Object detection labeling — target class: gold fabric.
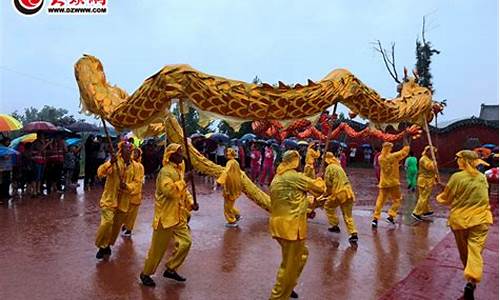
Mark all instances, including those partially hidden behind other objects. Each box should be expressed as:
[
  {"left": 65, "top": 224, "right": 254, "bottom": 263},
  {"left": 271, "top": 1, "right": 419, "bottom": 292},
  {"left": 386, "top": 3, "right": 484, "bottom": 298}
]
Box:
[
  {"left": 269, "top": 238, "right": 309, "bottom": 300},
  {"left": 413, "top": 185, "right": 434, "bottom": 216},
  {"left": 223, "top": 194, "right": 241, "bottom": 224},
  {"left": 143, "top": 222, "right": 192, "bottom": 275},
  {"left": 152, "top": 161, "right": 192, "bottom": 230},
  {"left": 276, "top": 150, "right": 301, "bottom": 176},
  {"left": 324, "top": 198, "right": 357, "bottom": 235},
  {"left": 95, "top": 208, "right": 127, "bottom": 248},
  {"left": 75, "top": 55, "right": 438, "bottom": 132},
  {"left": 304, "top": 145, "right": 320, "bottom": 178},
  {"left": 436, "top": 170, "right": 492, "bottom": 230},
  {"left": 378, "top": 145, "right": 410, "bottom": 188},
  {"left": 452, "top": 224, "right": 489, "bottom": 283},
  {"left": 216, "top": 158, "right": 242, "bottom": 201},
  {"left": 373, "top": 186, "right": 402, "bottom": 220},
  {"left": 96, "top": 158, "right": 142, "bottom": 212},
  {"left": 417, "top": 154, "right": 437, "bottom": 188},
  {"left": 124, "top": 204, "right": 140, "bottom": 230},
  {"left": 269, "top": 169, "right": 325, "bottom": 240}
]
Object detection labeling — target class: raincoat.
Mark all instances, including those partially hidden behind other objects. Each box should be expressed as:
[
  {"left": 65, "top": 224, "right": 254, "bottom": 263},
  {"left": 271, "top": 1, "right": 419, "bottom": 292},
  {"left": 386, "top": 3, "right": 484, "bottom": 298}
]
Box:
[
  {"left": 436, "top": 150, "right": 492, "bottom": 283},
  {"left": 217, "top": 148, "right": 242, "bottom": 223}
]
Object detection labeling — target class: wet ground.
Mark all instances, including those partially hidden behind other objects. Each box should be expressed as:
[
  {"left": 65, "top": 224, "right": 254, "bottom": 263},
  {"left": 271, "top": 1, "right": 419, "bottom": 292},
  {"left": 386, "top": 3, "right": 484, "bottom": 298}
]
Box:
[{"left": 0, "top": 168, "right": 497, "bottom": 300}]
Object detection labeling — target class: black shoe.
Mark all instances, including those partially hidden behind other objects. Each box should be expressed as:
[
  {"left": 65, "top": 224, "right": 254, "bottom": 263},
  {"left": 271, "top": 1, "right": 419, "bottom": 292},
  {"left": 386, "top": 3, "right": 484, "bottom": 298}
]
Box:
[
  {"left": 349, "top": 233, "right": 358, "bottom": 243},
  {"left": 411, "top": 213, "right": 424, "bottom": 221},
  {"left": 140, "top": 273, "right": 156, "bottom": 287},
  {"left": 121, "top": 225, "right": 126, "bottom": 232},
  {"left": 290, "top": 290, "right": 299, "bottom": 298},
  {"left": 163, "top": 269, "right": 186, "bottom": 282},
  {"left": 328, "top": 225, "right": 341, "bottom": 233},
  {"left": 423, "top": 211, "right": 434, "bottom": 217},
  {"left": 235, "top": 214, "right": 241, "bottom": 221},
  {"left": 386, "top": 216, "right": 395, "bottom": 225},
  {"left": 371, "top": 219, "right": 378, "bottom": 228},
  {"left": 464, "top": 282, "right": 476, "bottom": 300},
  {"left": 96, "top": 247, "right": 107, "bottom": 259}
]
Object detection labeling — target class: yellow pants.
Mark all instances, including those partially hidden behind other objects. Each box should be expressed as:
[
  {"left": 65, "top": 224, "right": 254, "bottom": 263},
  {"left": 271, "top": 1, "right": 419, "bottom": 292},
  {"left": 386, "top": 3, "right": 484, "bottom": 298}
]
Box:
[
  {"left": 270, "top": 238, "right": 309, "bottom": 300},
  {"left": 143, "top": 222, "right": 192, "bottom": 275},
  {"left": 373, "top": 186, "right": 402, "bottom": 220},
  {"left": 124, "top": 204, "right": 140, "bottom": 230},
  {"left": 324, "top": 197, "right": 357, "bottom": 235},
  {"left": 412, "top": 185, "right": 434, "bottom": 216},
  {"left": 95, "top": 207, "right": 127, "bottom": 248},
  {"left": 224, "top": 195, "right": 240, "bottom": 223},
  {"left": 452, "top": 224, "right": 489, "bottom": 283}
]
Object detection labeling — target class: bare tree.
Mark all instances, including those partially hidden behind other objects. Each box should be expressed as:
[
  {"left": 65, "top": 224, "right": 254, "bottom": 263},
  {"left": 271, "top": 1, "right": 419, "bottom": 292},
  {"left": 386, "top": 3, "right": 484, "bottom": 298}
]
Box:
[{"left": 373, "top": 40, "right": 401, "bottom": 84}]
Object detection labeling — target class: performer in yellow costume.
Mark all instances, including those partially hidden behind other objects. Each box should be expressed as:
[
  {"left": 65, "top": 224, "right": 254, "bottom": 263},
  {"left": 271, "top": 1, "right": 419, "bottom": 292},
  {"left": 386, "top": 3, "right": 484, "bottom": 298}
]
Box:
[
  {"left": 95, "top": 141, "right": 142, "bottom": 259},
  {"left": 140, "top": 143, "right": 198, "bottom": 287},
  {"left": 121, "top": 147, "right": 145, "bottom": 236},
  {"left": 216, "top": 148, "right": 242, "bottom": 228},
  {"left": 436, "top": 150, "right": 492, "bottom": 300},
  {"left": 303, "top": 142, "right": 320, "bottom": 178},
  {"left": 269, "top": 150, "right": 325, "bottom": 299},
  {"left": 323, "top": 152, "right": 358, "bottom": 244},
  {"left": 371, "top": 140, "right": 410, "bottom": 228},
  {"left": 412, "top": 145, "right": 438, "bottom": 221}
]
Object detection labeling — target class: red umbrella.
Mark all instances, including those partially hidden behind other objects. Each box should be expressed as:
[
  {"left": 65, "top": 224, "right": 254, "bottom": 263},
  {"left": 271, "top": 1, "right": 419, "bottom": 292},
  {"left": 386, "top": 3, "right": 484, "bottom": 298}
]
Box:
[{"left": 23, "top": 121, "right": 58, "bottom": 133}]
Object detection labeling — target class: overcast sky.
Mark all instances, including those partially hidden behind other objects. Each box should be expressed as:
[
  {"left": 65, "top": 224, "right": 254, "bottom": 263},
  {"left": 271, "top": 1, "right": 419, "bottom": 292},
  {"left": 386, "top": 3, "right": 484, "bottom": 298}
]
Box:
[{"left": 1, "top": 0, "right": 498, "bottom": 125}]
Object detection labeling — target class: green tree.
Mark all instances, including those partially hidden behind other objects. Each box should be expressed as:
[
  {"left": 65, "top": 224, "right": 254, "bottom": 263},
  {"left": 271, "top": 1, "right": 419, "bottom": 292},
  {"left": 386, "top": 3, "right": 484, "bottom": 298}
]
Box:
[
  {"left": 12, "top": 105, "right": 79, "bottom": 126},
  {"left": 172, "top": 104, "right": 209, "bottom": 135},
  {"left": 415, "top": 17, "right": 440, "bottom": 94}
]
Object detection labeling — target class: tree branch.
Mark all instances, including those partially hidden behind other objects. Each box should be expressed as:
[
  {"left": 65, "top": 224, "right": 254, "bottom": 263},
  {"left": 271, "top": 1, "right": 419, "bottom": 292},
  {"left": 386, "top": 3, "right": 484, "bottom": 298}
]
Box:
[{"left": 373, "top": 40, "right": 401, "bottom": 83}]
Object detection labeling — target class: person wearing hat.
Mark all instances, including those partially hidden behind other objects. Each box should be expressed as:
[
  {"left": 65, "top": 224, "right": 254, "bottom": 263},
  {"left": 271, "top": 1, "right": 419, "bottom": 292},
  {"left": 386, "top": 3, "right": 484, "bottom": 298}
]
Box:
[
  {"left": 371, "top": 140, "right": 410, "bottom": 228},
  {"left": 121, "top": 147, "right": 145, "bottom": 236},
  {"left": 269, "top": 150, "right": 325, "bottom": 299},
  {"left": 412, "top": 146, "right": 438, "bottom": 221},
  {"left": 217, "top": 148, "right": 242, "bottom": 228},
  {"left": 436, "top": 150, "right": 492, "bottom": 300},
  {"left": 140, "top": 143, "right": 198, "bottom": 287},
  {"left": 323, "top": 152, "right": 358, "bottom": 244},
  {"left": 304, "top": 142, "right": 320, "bottom": 178},
  {"left": 95, "top": 141, "right": 142, "bottom": 259}
]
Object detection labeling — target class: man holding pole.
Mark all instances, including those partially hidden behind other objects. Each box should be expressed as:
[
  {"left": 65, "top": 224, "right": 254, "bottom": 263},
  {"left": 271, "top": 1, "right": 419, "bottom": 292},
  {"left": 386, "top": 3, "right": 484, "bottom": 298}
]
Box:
[
  {"left": 140, "top": 143, "right": 198, "bottom": 287},
  {"left": 95, "top": 141, "right": 142, "bottom": 259}
]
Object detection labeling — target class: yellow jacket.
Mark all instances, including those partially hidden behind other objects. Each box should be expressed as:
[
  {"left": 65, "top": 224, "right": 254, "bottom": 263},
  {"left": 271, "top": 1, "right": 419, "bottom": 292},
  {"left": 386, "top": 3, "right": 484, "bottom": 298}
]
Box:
[
  {"left": 126, "top": 162, "right": 144, "bottom": 205},
  {"left": 216, "top": 158, "right": 242, "bottom": 201},
  {"left": 437, "top": 170, "right": 492, "bottom": 230},
  {"left": 325, "top": 163, "right": 354, "bottom": 203},
  {"left": 378, "top": 145, "right": 410, "bottom": 188},
  {"left": 152, "top": 161, "right": 193, "bottom": 230},
  {"left": 417, "top": 155, "right": 437, "bottom": 188},
  {"left": 97, "top": 158, "right": 141, "bottom": 212},
  {"left": 269, "top": 170, "right": 325, "bottom": 241}
]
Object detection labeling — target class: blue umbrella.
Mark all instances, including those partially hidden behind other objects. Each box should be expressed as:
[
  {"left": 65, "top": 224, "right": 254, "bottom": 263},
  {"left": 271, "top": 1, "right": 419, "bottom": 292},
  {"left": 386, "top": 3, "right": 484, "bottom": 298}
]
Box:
[
  {"left": 361, "top": 144, "right": 372, "bottom": 148},
  {"left": 207, "top": 133, "right": 230, "bottom": 144},
  {"left": 0, "top": 146, "right": 19, "bottom": 168},
  {"left": 340, "top": 142, "right": 348, "bottom": 148},
  {"left": 240, "top": 133, "right": 256, "bottom": 141},
  {"left": 65, "top": 138, "right": 81, "bottom": 147},
  {"left": 483, "top": 144, "right": 496, "bottom": 149},
  {"left": 283, "top": 139, "right": 298, "bottom": 149}
]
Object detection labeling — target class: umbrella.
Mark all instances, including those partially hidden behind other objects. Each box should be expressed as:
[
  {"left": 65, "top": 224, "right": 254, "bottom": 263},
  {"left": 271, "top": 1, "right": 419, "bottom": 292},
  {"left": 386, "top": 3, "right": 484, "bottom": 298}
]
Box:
[
  {"left": 206, "top": 133, "right": 230, "bottom": 144},
  {"left": 474, "top": 147, "right": 492, "bottom": 157},
  {"left": 0, "top": 114, "right": 22, "bottom": 132},
  {"left": 283, "top": 139, "right": 298, "bottom": 149},
  {"left": 23, "top": 121, "right": 57, "bottom": 133},
  {"left": 297, "top": 140, "right": 309, "bottom": 146},
  {"left": 66, "top": 121, "right": 99, "bottom": 132},
  {"left": 10, "top": 133, "right": 37, "bottom": 149},
  {"left": 240, "top": 133, "right": 256, "bottom": 141},
  {"left": 98, "top": 126, "right": 118, "bottom": 137},
  {"left": 361, "top": 144, "right": 372, "bottom": 148},
  {"left": 65, "top": 138, "right": 81, "bottom": 147},
  {"left": 0, "top": 146, "right": 19, "bottom": 157},
  {"left": 340, "top": 142, "right": 348, "bottom": 148},
  {"left": 482, "top": 144, "right": 496, "bottom": 149}
]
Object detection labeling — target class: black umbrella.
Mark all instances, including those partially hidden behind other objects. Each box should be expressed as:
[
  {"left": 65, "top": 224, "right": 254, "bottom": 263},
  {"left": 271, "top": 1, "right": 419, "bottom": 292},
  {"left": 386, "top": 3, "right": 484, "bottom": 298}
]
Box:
[{"left": 66, "top": 121, "right": 99, "bottom": 132}]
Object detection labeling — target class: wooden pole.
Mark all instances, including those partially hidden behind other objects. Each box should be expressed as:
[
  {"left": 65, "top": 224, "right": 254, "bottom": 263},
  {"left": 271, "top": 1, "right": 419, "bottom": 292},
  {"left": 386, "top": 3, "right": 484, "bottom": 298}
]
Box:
[
  {"left": 423, "top": 114, "right": 441, "bottom": 184},
  {"left": 319, "top": 103, "right": 338, "bottom": 175},
  {"left": 100, "top": 117, "right": 124, "bottom": 203},
  {"left": 179, "top": 100, "right": 198, "bottom": 206}
]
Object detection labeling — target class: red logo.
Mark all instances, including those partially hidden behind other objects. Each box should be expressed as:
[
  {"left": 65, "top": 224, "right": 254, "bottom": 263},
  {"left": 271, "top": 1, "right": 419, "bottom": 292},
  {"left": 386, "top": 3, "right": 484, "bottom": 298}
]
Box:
[{"left": 13, "top": 0, "right": 44, "bottom": 15}]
